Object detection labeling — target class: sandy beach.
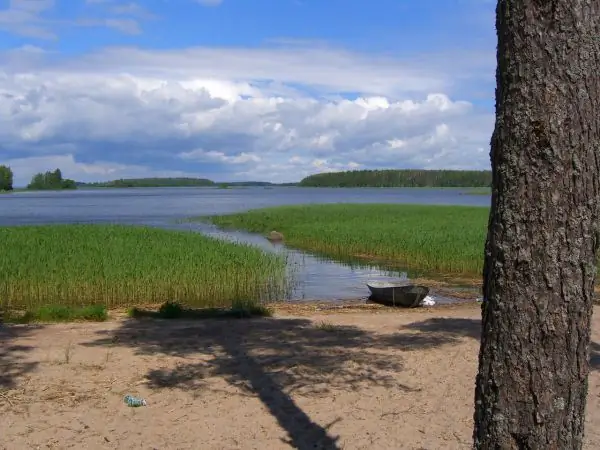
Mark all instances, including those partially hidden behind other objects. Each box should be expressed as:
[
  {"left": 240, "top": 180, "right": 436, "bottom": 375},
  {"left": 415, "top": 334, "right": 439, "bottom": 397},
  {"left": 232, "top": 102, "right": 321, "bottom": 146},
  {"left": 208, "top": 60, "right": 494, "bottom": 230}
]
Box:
[{"left": 2, "top": 302, "right": 600, "bottom": 449}]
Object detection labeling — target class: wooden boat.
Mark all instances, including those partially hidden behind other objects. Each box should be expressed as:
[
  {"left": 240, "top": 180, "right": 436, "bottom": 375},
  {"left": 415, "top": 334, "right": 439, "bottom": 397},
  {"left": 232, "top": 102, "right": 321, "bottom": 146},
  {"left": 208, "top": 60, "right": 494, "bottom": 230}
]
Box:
[{"left": 366, "top": 281, "right": 430, "bottom": 308}]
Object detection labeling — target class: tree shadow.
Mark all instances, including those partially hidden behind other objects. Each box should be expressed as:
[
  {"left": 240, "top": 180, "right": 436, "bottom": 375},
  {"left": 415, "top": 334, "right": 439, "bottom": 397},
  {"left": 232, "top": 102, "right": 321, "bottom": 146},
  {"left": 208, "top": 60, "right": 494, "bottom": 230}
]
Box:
[
  {"left": 399, "top": 317, "right": 482, "bottom": 341},
  {"left": 590, "top": 341, "right": 600, "bottom": 371},
  {"left": 0, "top": 324, "right": 41, "bottom": 389},
  {"left": 84, "top": 314, "right": 470, "bottom": 449},
  {"left": 401, "top": 317, "right": 600, "bottom": 373}
]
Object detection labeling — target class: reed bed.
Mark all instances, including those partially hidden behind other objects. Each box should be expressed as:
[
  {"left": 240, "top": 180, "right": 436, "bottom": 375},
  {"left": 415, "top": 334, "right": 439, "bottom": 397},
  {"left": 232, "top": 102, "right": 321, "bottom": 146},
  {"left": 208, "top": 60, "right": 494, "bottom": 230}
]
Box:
[
  {"left": 208, "top": 204, "right": 490, "bottom": 277},
  {"left": 0, "top": 224, "right": 288, "bottom": 310}
]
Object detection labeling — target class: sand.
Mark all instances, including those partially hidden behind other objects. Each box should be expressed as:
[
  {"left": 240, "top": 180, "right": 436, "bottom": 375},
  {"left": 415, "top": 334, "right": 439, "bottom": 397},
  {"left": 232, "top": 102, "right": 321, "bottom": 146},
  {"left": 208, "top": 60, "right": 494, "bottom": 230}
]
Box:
[{"left": 2, "top": 302, "right": 600, "bottom": 450}]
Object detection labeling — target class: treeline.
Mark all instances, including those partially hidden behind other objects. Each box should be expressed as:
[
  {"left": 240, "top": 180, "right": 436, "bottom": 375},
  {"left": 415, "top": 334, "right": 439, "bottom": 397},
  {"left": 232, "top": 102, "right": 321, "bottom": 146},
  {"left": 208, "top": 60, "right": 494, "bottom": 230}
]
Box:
[
  {"left": 0, "top": 168, "right": 286, "bottom": 190},
  {"left": 0, "top": 165, "right": 13, "bottom": 191},
  {"left": 79, "top": 177, "right": 215, "bottom": 188},
  {"left": 27, "top": 168, "right": 76, "bottom": 190},
  {"left": 2, "top": 166, "right": 493, "bottom": 191},
  {"left": 299, "top": 169, "right": 492, "bottom": 188},
  {"left": 1, "top": 166, "right": 76, "bottom": 191},
  {"left": 79, "top": 178, "right": 288, "bottom": 188}
]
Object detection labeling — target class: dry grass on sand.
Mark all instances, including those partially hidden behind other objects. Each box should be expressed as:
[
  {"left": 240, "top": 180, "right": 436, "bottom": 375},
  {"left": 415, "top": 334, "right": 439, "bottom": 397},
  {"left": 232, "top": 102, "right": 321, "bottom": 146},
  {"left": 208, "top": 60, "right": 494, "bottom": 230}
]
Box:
[{"left": 2, "top": 303, "right": 600, "bottom": 449}]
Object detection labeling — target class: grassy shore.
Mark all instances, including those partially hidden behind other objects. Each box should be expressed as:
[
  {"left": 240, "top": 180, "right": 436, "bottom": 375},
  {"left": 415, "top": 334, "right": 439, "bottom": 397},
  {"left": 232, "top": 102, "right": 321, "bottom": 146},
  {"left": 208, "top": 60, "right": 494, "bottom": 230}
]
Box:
[
  {"left": 0, "top": 224, "right": 288, "bottom": 312},
  {"left": 462, "top": 187, "right": 492, "bottom": 195},
  {"left": 206, "top": 204, "right": 490, "bottom": 278}
]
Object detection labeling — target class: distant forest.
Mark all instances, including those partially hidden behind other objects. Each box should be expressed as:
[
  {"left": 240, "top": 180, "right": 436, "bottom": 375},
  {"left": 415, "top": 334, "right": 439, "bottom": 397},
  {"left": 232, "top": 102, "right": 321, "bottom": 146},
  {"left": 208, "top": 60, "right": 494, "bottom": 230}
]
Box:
[
  {"left": 77, "top": 178, "right": 282, "bottom": 188},
  {"left": 299, "top": 169, "right": 492, "bottom": 188},
  {"left": 2, "top": 167, "right": 494, "bottom": 191},
  {"left": 78, "top": 177, "right": 215, "bottom": 188},
  {"left": 28, "top": 169, "right": 76, "bottom": 190}
]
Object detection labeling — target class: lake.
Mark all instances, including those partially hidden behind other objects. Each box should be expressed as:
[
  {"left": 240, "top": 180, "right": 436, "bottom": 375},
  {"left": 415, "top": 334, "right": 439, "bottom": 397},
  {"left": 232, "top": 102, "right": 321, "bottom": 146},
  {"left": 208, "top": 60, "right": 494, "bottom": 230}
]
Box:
[{"left": 0, "top": 187, "right": 490, "bottom": 303}]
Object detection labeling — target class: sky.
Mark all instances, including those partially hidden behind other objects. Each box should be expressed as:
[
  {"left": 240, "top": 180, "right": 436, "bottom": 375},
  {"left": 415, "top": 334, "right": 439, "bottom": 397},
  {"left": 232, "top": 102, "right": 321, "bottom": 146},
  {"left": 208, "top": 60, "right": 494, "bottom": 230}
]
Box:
[{"left": 0, "top": 0, "right": 497, "bottom": 186}]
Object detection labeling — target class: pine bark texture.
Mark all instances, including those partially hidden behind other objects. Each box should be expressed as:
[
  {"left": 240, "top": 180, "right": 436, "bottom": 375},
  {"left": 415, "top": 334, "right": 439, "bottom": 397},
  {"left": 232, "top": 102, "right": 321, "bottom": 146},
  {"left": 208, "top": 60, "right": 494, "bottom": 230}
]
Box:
[{"left": 474, "top": 1, "right": 600, "bottom": 449}]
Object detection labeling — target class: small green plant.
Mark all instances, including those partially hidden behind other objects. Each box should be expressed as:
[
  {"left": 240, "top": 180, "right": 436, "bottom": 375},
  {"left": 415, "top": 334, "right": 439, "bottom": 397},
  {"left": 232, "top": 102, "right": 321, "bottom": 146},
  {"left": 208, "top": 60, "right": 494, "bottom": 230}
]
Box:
[
  {"left": 5, "top": 305, "right": 108, "bottom": 323},
  {"left": 158, "top": 301, "right": 184, "bottom": 319},
  {"left": 105, "top": 347, "right": 112, "bottom": 365},
  {"left": 64, "top": 341, "right": 73, "bottom": 364},
  {"left": 77, "top": 304, "right": 108, "bottom": 321},
  {"left": 314, "top": 321, "right": 339, "bottom": 332},
  {"left": 127, "top": 306, "right": 141, "bottom": 318},
  {"left": 231, "top": 299, "right": 273, "bottom": 317},
  {"left": 39, "top": 305, "right": 74, "bottom": 321},
  {"left": 128, "top": 299, "right": 272, "bottom": 321}
]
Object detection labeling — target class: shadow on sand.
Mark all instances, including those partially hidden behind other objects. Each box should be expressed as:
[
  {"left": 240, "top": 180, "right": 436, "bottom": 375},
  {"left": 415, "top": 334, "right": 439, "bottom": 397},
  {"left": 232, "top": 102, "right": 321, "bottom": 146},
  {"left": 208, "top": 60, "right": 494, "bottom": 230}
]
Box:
[
  {"left": 79, "top": 311, "right": 600, "bottom": 448},
  {"left": 399, "top": 317, "right": 481, "bottom": 341},
  {"left": 590, "top": 341, "right": 600, "bottom": 371},
  {"left": 4, "top": 307, "right": 598, "bottom": 448},
  {"left": 84, "top": 313, "right": 480, "bottom": 449},
  {"left": 0, "top": 324, "right": 42, "bottom": 389},
  {"left": 403, "top": 317, "right": 600, "bottom": 373}
]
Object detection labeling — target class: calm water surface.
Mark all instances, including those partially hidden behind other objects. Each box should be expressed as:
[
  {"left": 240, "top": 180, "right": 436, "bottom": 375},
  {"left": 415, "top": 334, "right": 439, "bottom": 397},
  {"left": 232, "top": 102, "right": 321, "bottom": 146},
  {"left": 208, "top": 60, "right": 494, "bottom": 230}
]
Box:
[{"left": 0, "top": 187, "right": 490, "bottom": 303}]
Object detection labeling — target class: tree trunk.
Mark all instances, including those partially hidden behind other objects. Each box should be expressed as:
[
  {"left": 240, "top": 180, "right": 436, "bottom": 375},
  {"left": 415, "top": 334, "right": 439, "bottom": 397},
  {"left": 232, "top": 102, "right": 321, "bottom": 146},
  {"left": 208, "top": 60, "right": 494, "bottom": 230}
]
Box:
[{"left": 474, "top": 1, "right": 600, "bottom": 449}]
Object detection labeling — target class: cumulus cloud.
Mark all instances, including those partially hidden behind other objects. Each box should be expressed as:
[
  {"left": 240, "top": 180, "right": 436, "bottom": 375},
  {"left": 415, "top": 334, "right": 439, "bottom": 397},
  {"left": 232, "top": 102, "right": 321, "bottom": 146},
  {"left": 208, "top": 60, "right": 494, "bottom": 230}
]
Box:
[{"left": 0, "top": 42, "right": 494, "bottom": 186}]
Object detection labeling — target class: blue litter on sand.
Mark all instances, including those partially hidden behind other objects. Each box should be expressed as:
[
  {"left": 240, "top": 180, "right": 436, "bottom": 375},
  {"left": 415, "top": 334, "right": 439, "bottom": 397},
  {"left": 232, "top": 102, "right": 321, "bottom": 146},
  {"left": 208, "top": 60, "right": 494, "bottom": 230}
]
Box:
[{"left": 124, "top": 394, "right": 147, "bottom": 407}]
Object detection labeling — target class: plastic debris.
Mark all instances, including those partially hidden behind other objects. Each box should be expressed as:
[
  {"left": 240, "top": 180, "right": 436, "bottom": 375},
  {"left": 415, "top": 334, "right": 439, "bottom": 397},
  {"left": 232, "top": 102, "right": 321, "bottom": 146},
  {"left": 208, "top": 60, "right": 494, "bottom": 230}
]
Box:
[
  {"left": 420, "top": 295, "right": 436, "bottom": 307},
  {"left": 124, "top": 394, "right": 147, "bottom": 407}
]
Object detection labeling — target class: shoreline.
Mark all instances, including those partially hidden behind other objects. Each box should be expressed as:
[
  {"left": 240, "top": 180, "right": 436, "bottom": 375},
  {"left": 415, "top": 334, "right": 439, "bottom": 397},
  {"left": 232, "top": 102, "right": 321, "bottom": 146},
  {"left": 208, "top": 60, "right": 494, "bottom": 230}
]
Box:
[{"left": 74, "top": 296, "right": 484, "bottom": 326}]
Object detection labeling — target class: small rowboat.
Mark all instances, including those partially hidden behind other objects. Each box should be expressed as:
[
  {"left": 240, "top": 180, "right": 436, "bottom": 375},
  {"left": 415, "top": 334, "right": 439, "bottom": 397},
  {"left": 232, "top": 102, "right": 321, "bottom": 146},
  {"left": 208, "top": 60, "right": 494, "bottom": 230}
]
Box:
[{"left": 366, "top": 281, "right": 430, "bottom": 308}]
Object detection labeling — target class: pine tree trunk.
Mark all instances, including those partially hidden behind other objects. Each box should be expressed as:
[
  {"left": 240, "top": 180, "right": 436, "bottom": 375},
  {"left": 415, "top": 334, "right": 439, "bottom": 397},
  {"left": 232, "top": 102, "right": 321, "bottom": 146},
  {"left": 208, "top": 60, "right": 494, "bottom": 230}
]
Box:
[{"left": 474, "top": 1, "right": 600, "bottom": 448}]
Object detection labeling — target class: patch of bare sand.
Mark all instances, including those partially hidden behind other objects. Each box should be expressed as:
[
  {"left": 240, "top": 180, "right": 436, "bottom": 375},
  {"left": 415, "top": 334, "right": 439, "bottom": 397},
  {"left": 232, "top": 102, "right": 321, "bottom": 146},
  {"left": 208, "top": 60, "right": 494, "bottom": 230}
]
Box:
[{"left": 1, "top": 303, "right": 600, "bottom": 449}]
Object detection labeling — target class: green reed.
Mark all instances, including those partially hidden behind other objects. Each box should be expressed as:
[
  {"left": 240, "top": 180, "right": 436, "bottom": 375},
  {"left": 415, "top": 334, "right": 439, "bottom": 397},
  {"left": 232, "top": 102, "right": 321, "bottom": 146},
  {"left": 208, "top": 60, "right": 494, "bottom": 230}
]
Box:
[
  {"left": 206, "top": 203, "right": 490, "bottom": 277},
  {"left": 0, "top": 224, "right": 289, "bottom": 310}
]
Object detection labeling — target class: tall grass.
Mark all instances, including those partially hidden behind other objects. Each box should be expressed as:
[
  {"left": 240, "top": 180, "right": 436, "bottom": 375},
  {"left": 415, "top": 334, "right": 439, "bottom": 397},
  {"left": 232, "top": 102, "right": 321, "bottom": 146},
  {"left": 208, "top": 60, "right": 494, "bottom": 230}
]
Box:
[
  {"left": 207, "top": 204, "right": 490, "bottom": 277},
  {"left": 0, "top": 224, "right": 288, "bottom": 310}
]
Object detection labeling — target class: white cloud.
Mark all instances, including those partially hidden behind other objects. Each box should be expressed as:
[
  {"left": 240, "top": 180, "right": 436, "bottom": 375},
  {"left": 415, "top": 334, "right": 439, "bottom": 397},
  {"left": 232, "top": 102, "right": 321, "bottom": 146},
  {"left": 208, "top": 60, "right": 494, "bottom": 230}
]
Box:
[
  {"left": 0, "top": 0, "right": 148, "bottom": 38},
  {"left": 0, "top": 43, "right": 494, "bottom": 185},
  {"left": 0, "top": 0, "right": 56, "bottom": 39},
  {"left": 11, "top": 44, "right": 477, "bottom": 97},
  {"left": 75, "top": 17, "right": 142, "bottom": 34},
  {"left": 180, "top": 150, "right": 262, "bottom": 165}
]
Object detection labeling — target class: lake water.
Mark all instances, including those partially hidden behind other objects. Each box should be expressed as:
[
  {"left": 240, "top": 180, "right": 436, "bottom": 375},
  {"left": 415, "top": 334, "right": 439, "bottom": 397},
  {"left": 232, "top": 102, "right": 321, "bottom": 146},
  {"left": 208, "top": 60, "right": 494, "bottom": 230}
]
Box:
[{"left": 0, "top": 187, "right": 490, "bottom": 303}]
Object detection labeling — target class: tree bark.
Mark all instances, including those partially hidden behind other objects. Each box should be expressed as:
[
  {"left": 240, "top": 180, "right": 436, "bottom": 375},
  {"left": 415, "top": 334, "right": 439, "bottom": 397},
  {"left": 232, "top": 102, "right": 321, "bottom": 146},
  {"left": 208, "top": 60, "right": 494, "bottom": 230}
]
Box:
[{"left": 474, "top": 1, "right": 600, "bottom": 449}]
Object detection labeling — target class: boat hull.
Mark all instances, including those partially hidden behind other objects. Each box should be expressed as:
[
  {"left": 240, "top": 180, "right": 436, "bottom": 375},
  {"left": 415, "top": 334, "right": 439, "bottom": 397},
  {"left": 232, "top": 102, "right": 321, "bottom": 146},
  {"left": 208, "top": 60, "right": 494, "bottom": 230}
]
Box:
[{"left": 366, "top": 282, "right": 430, "bottom": 308}]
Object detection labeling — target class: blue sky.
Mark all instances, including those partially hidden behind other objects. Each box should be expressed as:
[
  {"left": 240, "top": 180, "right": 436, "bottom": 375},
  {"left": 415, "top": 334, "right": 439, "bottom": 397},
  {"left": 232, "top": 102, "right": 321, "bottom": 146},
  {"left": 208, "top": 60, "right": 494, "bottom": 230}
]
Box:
[{"left": 0, "top": 0, "right": 496, "bottom": 185}]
